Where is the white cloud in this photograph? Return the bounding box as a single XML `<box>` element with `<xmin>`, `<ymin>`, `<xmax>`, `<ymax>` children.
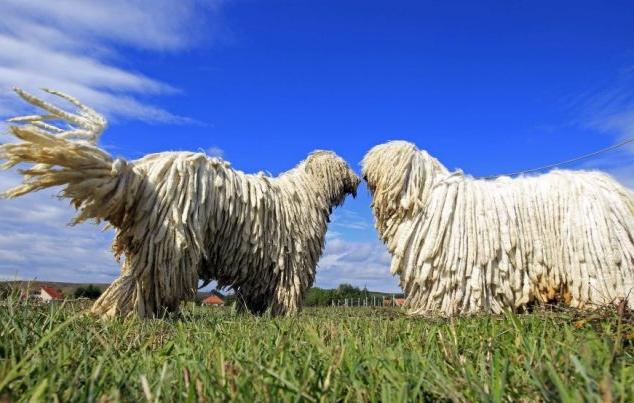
<box><xmin>588</xmin><ymin>108</ymin><xmax>634</xmax><ymax>155</ymax></box>
<box><xmin>573</xmin><ymin>69</ymin><xmax>634</xmax><ymax>152</ymax></box>
<box><xmin>0</xmin><ymin>173</ymin><xmax>119</xmax><ymax>283</ymax></box>
<box><xmin>315</xmin><ymin>207</ymin><xmax>401</xmax><ymax>292</ymax></box>
<box><xmin>0</xmin><ymin>1</ymin><xmax>230</xmax><ymax>284</ymax></box>
<box><xmin>206</xmin><ymin>146</ymin><xmax>225</xmax><ymax>158</ymax></box>
<box><xmin>577</xmin><ymin>151</ymin><xmax>634</xmax><ymax>189</ymax></box>
<box><xmin>0</xmin><ymin>0</ymin><xmax>226</xmax><ymax>123</ymax></box>
<box><xmin>315</xmin><ymin>234</ymin><xmax>400</xmax><ymax>292</ymax></box>
<box><xmin>330</xmin><ymin>209</ymin><xmax>371</xmax><ymax>231</ymax></box>
<box><xmin>608</xmin><ymin>164</ymin><xmax>634</xmax><ymax>189</ymax></box>
<box><xmin>0</xmin><ymin>0</ymin><xmax>225</xmax><ymax>52</ymax></box>
<box><xmin>565</xmin><ymin>68</ymin><xmax>634</xmax><ymax>188</ymax></box>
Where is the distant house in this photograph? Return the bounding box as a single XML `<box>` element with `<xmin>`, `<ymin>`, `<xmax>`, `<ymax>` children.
<box><xmin>383</xmin><ymin>297</ymin><xmax>406</xmax><ymax>307</ymax></box>
<box><xmin>39</xmin><ymin>286</ymin><xmax>64</xmax><ymax>302</ymax></box>
<box><xmin>202</xmin><ymin>295</ymin><xmax>224</xmax><ymax>306</ymax></box>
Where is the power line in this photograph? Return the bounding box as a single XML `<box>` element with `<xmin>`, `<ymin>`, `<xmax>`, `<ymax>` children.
<box><xmin>483</xmin><ymin>136</ymin><xmax>634</xmax><ymax>179</ymax></box>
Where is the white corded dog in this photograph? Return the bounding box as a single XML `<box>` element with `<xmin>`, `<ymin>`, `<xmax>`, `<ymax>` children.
<box><xmin>363</xmin><ymin>141</ymin><xmax>634</xmax><ymax>315</ymax></box>
<box><xmin>1</xmin><ymin>89</ymin><xmax>359</xmax><ymax>318</ymax></box>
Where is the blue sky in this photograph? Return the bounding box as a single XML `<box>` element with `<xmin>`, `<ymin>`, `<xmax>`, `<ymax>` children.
<box><xmin>0</xmin><ymin>0</ymin><xmax>633</xmax><ymax>292</ymax></box>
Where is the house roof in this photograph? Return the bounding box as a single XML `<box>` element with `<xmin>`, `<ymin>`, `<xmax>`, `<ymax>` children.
<box><xmin>202</xmin><ymin>295</ymin><xmax>224</xmax><ymax>305</ymax></box>
<box><xmin>383</xmin><ymin>297</ymin><xmax>406</xmax><ymax>306</ymax></box>
<box><xmin>41</xmin><ymin>286</ymin><xmax>64</xmax><ymax>300</ymax></box>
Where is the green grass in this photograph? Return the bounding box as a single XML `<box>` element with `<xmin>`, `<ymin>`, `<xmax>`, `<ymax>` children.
<box><xmin>0</xmin><ymin>298</ymin><xmax>632</xmax><ymax>402</ymax></box>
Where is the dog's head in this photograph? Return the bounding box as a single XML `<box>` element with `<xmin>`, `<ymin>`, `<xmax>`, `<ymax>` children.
<box><xmin>304</xmin><ymin>150</ymin><xmax>360</xmax><ymax>206</ymax></box>
<box><xmin>361</xmin><ymin>141</ymin><xmax>446</xmax><ymax>235</ymax></box>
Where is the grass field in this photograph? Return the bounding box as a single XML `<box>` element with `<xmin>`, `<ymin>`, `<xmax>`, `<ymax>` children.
<box><xmin>0</xmin><ymin>298</ymin><xmax>633</xmax><ymax>402</ymax></box>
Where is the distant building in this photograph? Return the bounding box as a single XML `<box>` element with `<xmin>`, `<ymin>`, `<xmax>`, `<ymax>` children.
<box><xmin>39</xmin><ymin>286</ymin><xmax>64</xmax><ymax>302</ymax></box>
<box><xmin>202</xmin><ymin>295</ymin><xmax>224</xmax><ymax>306</ymax></box>
<box><xmin>383</xmin><ymin>297</ymin><xmax>405</xmax><ymax>307</ymax></box>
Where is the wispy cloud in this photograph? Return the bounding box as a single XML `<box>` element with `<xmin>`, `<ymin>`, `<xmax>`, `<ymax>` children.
<box><xmin>578</xmin><ymin>151</ymin><xmax>634</xmax><ymax>189</ymax></box>
<box><xmin>568</xmin><ymin>66</ymin><xmax>634</xmax><ymax>187</ymax></box>
<box><xmin>0</xmin><ymin>171</ymin><xmax>119</xmax><ymax>283</ymax></box>
<box><xmin>315</xmin><ymin>233</ymin><xmax>400</xmax><ymax>292</ymax></box>
<box><xmin>315</xmin><ymin>205</ymin><xmax>400</xmax><ymax>292</ymax></box>
<box><xmin>574</xmin><ymin>68</ymin><xmax>634</xmax><ymax>144</ymax></box>
<box><xmin>206</xmin><ymin>146</ymin><xmax>225</xmax><ymax>159</ymax></box>
<box><xmin>330</xmin><ymin>209</ymin><xmax>371</xmax><ymax>231</ymax></box>
<box><xmin>0</xmin><ymin>1</ymin><xmax>230</xmax><ymax>284</ymax></box>
<box><xmin>1</xmin><ymin>0</ymin><xmax>226</xmax><ymax>52</ymax></box>
<box><xmin>0</xmin><ymin>0</ymin><xmax>227</xmax><ymax>123</ymax></box>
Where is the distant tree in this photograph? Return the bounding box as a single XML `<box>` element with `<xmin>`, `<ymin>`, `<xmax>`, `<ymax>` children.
<box><xmin>0</xmin><ymin>283</ymin><xmax>10</xmax><ymax>299</ymax></box>
<box><xmin>303</xmin><ymin>288</ymin><xmax>331</xmax><ymax>306</ymax></box>
<box><xmin>223</xmin><ymin>293</ymin><xmax>237</xmax><ymax>305</ymax></box>
<box><xmin>74</xmin><ymin>284</ymin><xmax>102</xmax><ymax>299</ymax></box>
<box><xmin>303</xmin><ymin>284</ymin><xmax>391</xmax><ymax>306</ymax></box>
<box><xmin>335</xmin><ymin>283</ymin><xmax>365</xmax><ymax>300</ymax></box>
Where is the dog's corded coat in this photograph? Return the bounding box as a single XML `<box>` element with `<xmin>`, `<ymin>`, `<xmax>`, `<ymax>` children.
<box><xmin>1</xmin><ymin>89</ymin><xmax>359</xmax><ymax>318</ymax></box>
<box><xmin>362</xmin><ymin>141</ymin><xmax>634</xmax><ymax>315</ymax></box>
